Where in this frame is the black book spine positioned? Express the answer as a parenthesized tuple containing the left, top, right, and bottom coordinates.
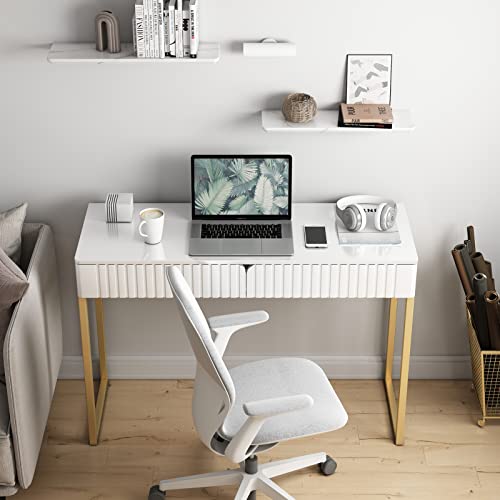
(338, 121, 393, 129)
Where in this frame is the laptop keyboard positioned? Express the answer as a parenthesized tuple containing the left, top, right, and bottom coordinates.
(201, 223, 282, 239)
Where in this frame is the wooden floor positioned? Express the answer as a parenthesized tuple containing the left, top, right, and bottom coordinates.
(15, 380, 500, 500)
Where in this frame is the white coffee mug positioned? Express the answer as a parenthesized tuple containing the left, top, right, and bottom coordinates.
(138, 208, 165, 245)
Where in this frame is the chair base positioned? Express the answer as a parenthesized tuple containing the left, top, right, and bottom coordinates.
(152, 452, 330, 500)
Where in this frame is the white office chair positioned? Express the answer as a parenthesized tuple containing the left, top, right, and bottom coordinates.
(149, 266, 348, 500)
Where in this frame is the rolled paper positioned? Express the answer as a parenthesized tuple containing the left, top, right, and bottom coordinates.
(485, 291, 500, 350)
(473, 273, 490, 350)
(466, 294, 477, 334)
(471, 252, 495, 290)
(466, 293, 476, 319)
(485, 261, 495, 290)
(452, 247, 474, 296)
(467, 226, 476, 254)
(454, 244, 476, 287)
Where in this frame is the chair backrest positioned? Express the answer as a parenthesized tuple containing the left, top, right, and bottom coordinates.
(166, 266, 236, 450)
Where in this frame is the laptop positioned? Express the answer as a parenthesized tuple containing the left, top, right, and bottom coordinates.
(189, 155, 294, 256)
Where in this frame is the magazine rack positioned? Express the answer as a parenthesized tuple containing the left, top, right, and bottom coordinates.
(467, 309, 500, 427)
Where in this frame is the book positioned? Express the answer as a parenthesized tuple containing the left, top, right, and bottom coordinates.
(175, 0, 184, 57)
(142, 0, 149, 57)
(153, 0, 160, 59)
(182, 0, 190, 57)
(147, 0, 154, 57)
(189, 0, 199, 58)
(339, 103, 393, 125)
(134, 3, 146, 58)
(167, 0, 176, 56)
(163, 3, 169, 55)
(149, 0, 154, 57)
(157, 0, 165, 58)
(153, 0, 159, 57)
(338, 122, 393, 129)
(336, 214, 401, 245)
(132, 14, 136, 54)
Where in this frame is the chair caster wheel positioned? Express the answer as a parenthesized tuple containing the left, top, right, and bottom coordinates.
(319, 455, 337, 476)
(148, 485, 165, 499)
(477, 419, 486, 428)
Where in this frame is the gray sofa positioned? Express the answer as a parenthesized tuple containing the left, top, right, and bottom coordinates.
(0, 224, 63, 497)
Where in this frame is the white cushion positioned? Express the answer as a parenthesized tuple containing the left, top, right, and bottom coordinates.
(221, 358, 348, 445)
(0, 203, 27, 266)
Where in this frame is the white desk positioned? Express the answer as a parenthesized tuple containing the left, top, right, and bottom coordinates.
(75, 203, 418, 445)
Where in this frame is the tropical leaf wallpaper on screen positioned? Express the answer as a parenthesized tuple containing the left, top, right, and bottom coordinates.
(194, 158, 289, 216)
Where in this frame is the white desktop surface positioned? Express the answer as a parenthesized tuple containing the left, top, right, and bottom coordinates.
(75, 203, 418, 266)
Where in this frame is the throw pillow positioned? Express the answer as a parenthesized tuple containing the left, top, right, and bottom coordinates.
(0, 247, 29, 381)
(0, 202, 28, 266)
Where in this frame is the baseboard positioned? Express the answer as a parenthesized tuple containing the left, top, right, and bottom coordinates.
(59, 354, 471, 380)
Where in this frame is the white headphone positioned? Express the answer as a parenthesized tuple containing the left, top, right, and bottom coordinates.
(336, 195, 398, 232)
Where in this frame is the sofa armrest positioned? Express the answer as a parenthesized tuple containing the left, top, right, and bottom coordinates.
(3, 225, 63, 489)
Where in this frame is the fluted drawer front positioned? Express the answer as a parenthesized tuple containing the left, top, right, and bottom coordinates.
(245, 264, 416, 299)
(77, 263, 416, 298)
(76, 264, 246, 298)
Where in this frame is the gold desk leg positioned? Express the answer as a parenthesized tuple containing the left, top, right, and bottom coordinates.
(78, 298, 109, 446)
(384, 297, 415, 446)
(385, 298, 399, 434)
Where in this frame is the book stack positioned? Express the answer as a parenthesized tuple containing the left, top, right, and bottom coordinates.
(338, 103, 393, 129)
(132, 0, 199, 59)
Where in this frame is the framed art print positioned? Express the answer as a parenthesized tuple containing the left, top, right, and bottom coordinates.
(346, 54, 392, 105)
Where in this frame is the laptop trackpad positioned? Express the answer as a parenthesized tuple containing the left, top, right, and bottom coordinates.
(221, 239, 261, 255)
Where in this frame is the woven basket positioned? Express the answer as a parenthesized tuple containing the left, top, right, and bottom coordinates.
(282, 93, 317, 123)
(467, 309, 500, 427)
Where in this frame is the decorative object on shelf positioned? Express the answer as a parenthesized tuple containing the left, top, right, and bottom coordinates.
(282, 93, 317, 123)
(243, 38, 296, 57)
(95, 10, 121, 54)
(346, 54, 392, 105)
(105, 193, 134, 223)
(339, 103, 393, 129)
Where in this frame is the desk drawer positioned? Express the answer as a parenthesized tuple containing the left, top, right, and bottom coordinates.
(245, 264, 416, 299)
(76, 263, 416, 299)
(76, 264, 247, 299)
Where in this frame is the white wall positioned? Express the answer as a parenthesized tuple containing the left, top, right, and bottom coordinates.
(1, 1, 499, 378)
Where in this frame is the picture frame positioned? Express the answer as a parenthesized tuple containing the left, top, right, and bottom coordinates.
(346, 54, 392, 105)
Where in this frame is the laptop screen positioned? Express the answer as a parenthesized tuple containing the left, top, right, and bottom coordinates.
(191, 155, 292, 220)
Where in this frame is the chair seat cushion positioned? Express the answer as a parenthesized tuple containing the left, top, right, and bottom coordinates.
(221, 358, 348, 445)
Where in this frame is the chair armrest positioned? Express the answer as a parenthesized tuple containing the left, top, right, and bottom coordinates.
(243, 394, 313, 418)
(208, 311, 269, 355)
(224, 394, 313, 463)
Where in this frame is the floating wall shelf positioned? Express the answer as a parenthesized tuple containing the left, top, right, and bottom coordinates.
(261, 109, 415, 133)
(243, 39, 296, 57)
(47, 42, 220, 63)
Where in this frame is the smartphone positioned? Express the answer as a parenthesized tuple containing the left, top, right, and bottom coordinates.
(304, 226, 328, 248)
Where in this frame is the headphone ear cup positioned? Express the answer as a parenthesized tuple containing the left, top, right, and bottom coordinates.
(374, 203, 387, 231)
(341, 205, 364, 231)
(378, 203, 397, 231)
(352, 204, 366, 231)
(341, 206, 357, 231)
